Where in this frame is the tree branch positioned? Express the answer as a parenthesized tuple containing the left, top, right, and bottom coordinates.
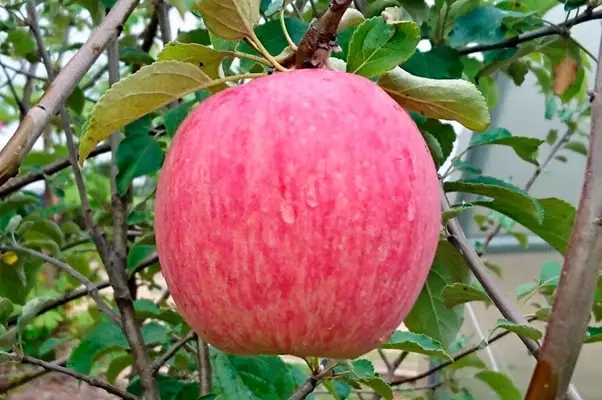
(155, 0, 172, 44)
(459, 8, 602, 55)
(0, 59, 46, 80)
(18, 355, 137, 400)
(295, 0, 353, 69)
(0, 0, 140, 187)
(0, 62, 27, 118)
(390, 321, 531, 386)
(4, 243, 120, 324)
(525, 30, 602, 400)
(6, 253, 158, 327)
(0, 357, 68, 393)
(106, 35, 159, 399)
(82, 65, 109, 91)
(195, 335, 212, 396)
(151, 331, 195, 374)
(289, 376, 318, 400)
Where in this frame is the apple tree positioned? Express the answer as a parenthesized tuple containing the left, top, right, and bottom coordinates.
(0, 0, 602, 399)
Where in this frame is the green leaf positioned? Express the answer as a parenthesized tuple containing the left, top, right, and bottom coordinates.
(69, 320, 167, 374)
(164, 102, 192, 136)
(115, 134, 165, 195)
(510, 231, 529, 249)
(453, 159, 482, 175)
(0, 194, 40, 217)
(381, 331, 453, 361)
(444, 176, 544, 223)
(79, 61, 218, 163)
(474, 198, 576, 254)
(237, 17, 308, 69)
(106, 354, 134, 383)
(474, 371, 522, 400)
(359, 377, 392, 400)
(564, 140, 588, 156)
(67, 86, 86, 115)
(405, 240, 470, 349)
(419, 119, 457, 166)
(0, 297, 14, 324)
(75, 0, 104, 24)
(175, 28, 211, 44)
(493, 319, 542, 341)
(403, 45, 464, 79)
(584, 326, 602, 343)
(191, 0, 261, 40)
(546, 129, 558, 144)
(378, 67, 490, 132)
(127, 244, 157, 271)
(157, 41, 229, 91)
(17, 296, 54, 334)
(211, 349, 296, 399)
(469, 128, 544, 166)
(443, 203, 474, 222)
(6, 29, 36, 57)
(449, 6, 505, 46)
(120, 47, 155, 66)
(539, 260, 561, 291)
(422, 131, 444, 166)
(347, 17, 420, 78)
(442, 283, 492, 308)
(21, 218, 65, 247)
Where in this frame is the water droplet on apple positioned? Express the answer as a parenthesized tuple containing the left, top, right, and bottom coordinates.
(305, 177, 319, 208)
(280, 203, 296, 224)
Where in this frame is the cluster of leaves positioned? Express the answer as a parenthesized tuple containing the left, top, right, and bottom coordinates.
(0, 0, 600, 399)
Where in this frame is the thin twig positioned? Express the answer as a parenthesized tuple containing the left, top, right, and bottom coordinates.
(22, 64, 38, 113)
(6, 253, 158, 327)
(195, 335, 212, 396)
(0, 59, 46, 80)
(526, 30, 602, 400)
(0, 357, 68, 393)
(154, 0, 172, 44)
(151, 331, 195, 374)
(4, 243, 119, 324)
(391, 320, 532, 386)
(479, 128, 574, 253)
(18, 355, 137, 400)
(459, 9, 602, 55)
(0, 62, 27, 118)
(0, 0, 140, 187)
(81, 65, 109, 91)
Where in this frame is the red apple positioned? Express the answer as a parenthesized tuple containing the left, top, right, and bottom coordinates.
(155, 69, 440, 359)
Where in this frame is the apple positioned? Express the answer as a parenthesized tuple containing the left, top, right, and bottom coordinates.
(155, 69, 440, 359)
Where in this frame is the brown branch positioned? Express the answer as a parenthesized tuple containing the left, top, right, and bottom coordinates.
(4, 243, 119, 324)
(195, 335, 212, 396)
(525, 31, 602, 400)
(155, 0, 172, 44)
(459, 8, 602, 55)
(0, 62, 27, 118)
(0, 0, 140, 187)
(22, 64, 38, 113)
(151, 331, 195, 374)
(106, 35, 159, 399)
(479, 127, 574, 254)
(0, 357, 68, 393)
(390, 322, 528, 387)
(295, 0, 353, 69)
(6, 253, 158, 327)
(18, 355, 137, 400)
(289, 377, 318, 400)
(0, 59, 46, 80)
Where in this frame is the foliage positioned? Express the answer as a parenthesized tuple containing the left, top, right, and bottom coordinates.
(0, 0, 598, 399)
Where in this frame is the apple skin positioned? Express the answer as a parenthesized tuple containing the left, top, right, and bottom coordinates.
(155, 68, 440, 359)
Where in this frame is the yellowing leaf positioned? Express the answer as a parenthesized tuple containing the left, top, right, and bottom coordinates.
(378, 67, 490, 132)
(157, 41, 229, 92)
(0, 252, 18, 266)
(192, 0, 260, 40)
(78, 61, 215, 164)
(553, 57, 579, 96)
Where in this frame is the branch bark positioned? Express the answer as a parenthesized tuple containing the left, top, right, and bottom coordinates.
(295, 0, 353, 69)
(289, 377, 318, 400)
(18, 355, 137, 400)
(459, 8, 602, 55)
(151, 331, 195, 374)
(0, 357, 68, 393)
(0, 0, 140, 187)
(106, 36, 159, 399)
(4, 243, 119, 324)
(525, 31, 602, 400)
(195, 335, 212, 396)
